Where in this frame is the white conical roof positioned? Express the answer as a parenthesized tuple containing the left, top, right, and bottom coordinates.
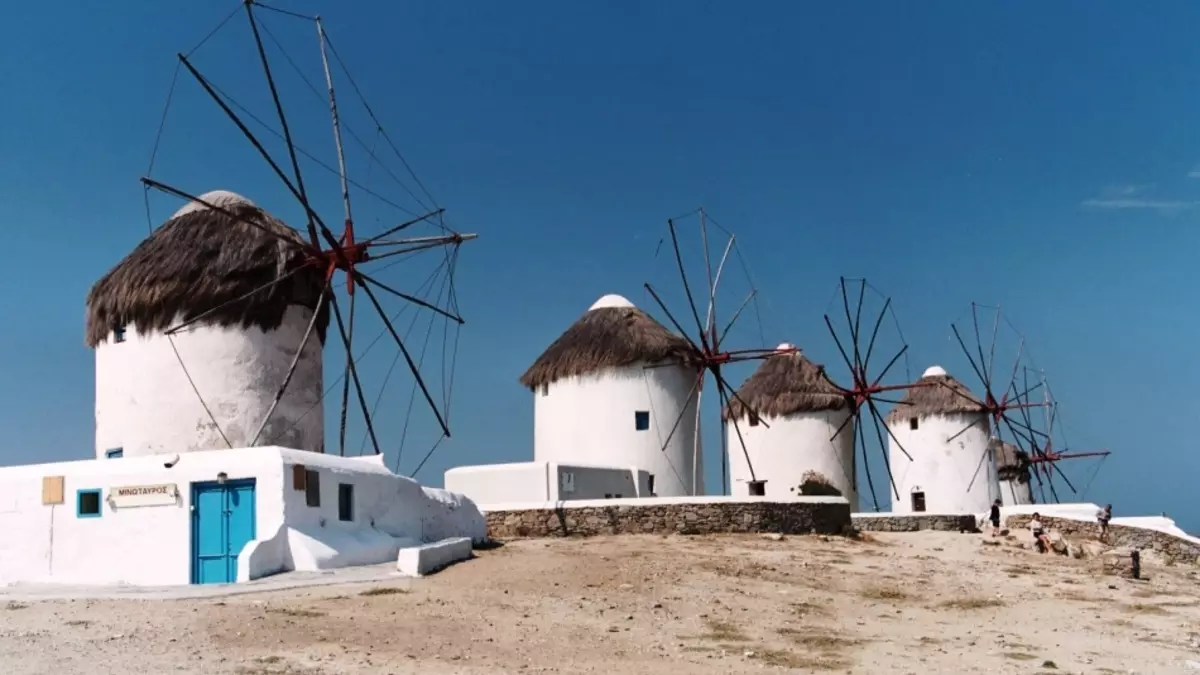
(775, 342, 795, 352)
(921, 365, 948, 378)
(589, 294, 635, 311)
(172, 190, 257, 218)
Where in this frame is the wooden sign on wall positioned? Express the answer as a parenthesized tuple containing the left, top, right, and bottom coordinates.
(108, 484, 179, 508)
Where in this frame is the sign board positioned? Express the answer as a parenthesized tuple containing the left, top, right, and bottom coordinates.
(108, 484, 179, 508)
(560, 471, 576, 494)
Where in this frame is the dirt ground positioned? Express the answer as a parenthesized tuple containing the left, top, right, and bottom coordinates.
(2, 530, 1198, 674)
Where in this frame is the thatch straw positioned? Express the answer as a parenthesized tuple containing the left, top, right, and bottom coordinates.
(519, 304, 699, 390)
(723, 347, 847, 421)
(798, 470, 844, 497)
(884, 372, 983, 424)
(992, 438, 1031, 480)
(85, 191, 328, 347)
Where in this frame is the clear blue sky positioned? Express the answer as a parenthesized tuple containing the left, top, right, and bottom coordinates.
(2, 1, 1197, 530)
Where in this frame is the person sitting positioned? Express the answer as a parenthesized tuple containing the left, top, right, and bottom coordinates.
(1096, 504, 1112, 543)
(1029, 512, 1050, 553)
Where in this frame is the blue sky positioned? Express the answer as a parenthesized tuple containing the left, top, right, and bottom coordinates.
(2, 1, 1197, 530)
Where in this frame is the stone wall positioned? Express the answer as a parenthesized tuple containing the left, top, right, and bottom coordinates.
(1008, 515, 1200, 565)
(485, 500, 852, 539)
(852, 514, 980, 533)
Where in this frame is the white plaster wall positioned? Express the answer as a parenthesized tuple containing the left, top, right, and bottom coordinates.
(1000, 478, 1034, 506)
(445, 462, 649, 507)
(533, 363, 702, 497)
(886, 414, 999, 514)
(0, 447, 286, 587)
(278, 452, 486, 572)
(445, 463, 553, 505)
(725, 410, 856, 505)
(94, 307, 324, 459)
(481, 493, 849, 513)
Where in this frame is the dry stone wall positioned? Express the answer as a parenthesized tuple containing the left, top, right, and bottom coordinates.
(852, 514, 980, 533)
(1007, 515, 1200, 565)
(485, 500, 851, 539)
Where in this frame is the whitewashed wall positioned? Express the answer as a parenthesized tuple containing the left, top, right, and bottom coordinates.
(886, 413, 998, 514)
(1000, 478, 1034, 506)
(0, 447, 485, 587)
(725, 409, 857, 505)
(533, 364, 702, 497)
(444, 461, 651, 509)
(94, 307, 324, 459)
(0, 448, 285, 586)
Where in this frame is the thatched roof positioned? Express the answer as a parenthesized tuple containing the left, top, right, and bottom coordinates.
(884, 365, 983, 424)
(85, 190, 328, 347)
(519, 294, 699, 390)
(992, 438, 1031, 481)
(723, 343, 847, 421)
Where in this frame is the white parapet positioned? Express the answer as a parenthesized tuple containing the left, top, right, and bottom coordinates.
(396, 536, 473, 577)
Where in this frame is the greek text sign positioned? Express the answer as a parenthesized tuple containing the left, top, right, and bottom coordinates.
(108, 484, 178, 508)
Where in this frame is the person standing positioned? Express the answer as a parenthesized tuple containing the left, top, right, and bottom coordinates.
(989, 499, 1002, 537)
(1097, 504, 1112, 543)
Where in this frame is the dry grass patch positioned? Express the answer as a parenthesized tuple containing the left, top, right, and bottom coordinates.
(789, 600, 831, 617)
(4, 601, 28, 610)
(265, 607, 326, 619)
(858, 585, 912, 601)
(938, 597, 1005, 610)
(697, 618, 750, 642)
(1003, 652, 1039, 661)
(751, 647, 851, 670)
(1124, 603, 1169, 615)
(777, 626, 861, 651)
(358, 586, 408, 597)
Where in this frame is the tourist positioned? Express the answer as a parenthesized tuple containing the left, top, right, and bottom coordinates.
(1097, 504, 1112, 543)
(989, 499, 1002, 537)
(1029, 512, 1050, 553)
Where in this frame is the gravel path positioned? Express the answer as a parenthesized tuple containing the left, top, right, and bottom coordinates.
(2, 531, 1197, 674)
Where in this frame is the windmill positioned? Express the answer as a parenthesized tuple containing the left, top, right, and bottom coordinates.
(941, 303, 1089, 503)
(1015, 368, 1111, 503)
(136, 1, 475, 476)
(818, 277, 934, 512)
(640, 208, 781, 496)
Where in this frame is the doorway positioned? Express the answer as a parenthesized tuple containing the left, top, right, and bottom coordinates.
(910, 490, 927, 513)
(191, 478, 257, 584)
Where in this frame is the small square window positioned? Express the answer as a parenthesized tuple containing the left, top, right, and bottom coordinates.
(105, 448, 123, 459)
(305, 469, 320, 507)
(909, 417, 919, 431)
(77, 489, 102, 518)
(634, 411, 650, 431)
(113, 326, 126, 343)
(338, 483, 354, 522)
(748, 415, 760, 427)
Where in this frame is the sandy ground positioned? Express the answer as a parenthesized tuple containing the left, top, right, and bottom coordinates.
(2, 531, 1198, 674)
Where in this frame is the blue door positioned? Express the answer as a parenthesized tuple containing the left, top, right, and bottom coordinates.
(191, 479, 256, 584)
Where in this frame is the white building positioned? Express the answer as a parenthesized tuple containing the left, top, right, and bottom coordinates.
(0, 190, 486, 587)
(85, 191, 326, 459)
(723, 344, 856, 504)
(993, 439, 1034, 506)
(0, 446, 484, 586)
(885, 365, 997, 514)
(517, 293, 703, 497)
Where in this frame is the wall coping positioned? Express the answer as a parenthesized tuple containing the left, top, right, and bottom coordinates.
(482, 495, 849, 513)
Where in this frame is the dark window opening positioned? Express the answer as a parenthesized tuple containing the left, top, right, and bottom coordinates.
(77, 489, 102, 517)
(338, 483, 354, 522)
(105, 448, 123, 459)
(305, 469, 321, 507)
(909, 417, 919, 431)
(910, 491, 927, 513)
(647, 474, 655, 495)
(634, 411, 650, 431)
(748, 415, 760, 427)
(113, 326, 126, 343)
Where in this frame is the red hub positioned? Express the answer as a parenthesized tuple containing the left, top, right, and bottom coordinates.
(307, 220, 370, 294)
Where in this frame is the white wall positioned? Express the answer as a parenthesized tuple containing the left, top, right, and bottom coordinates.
(444, 461, 650, 509)
(533, 363, 702, 496)
(0, 447, 486, 587)
(725, 409, 856, 505)
(94, 307, 324, 459)
(886, 413, 998, 514)
(0, 448, 286, 587)
(999, 477, 1034, 506)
